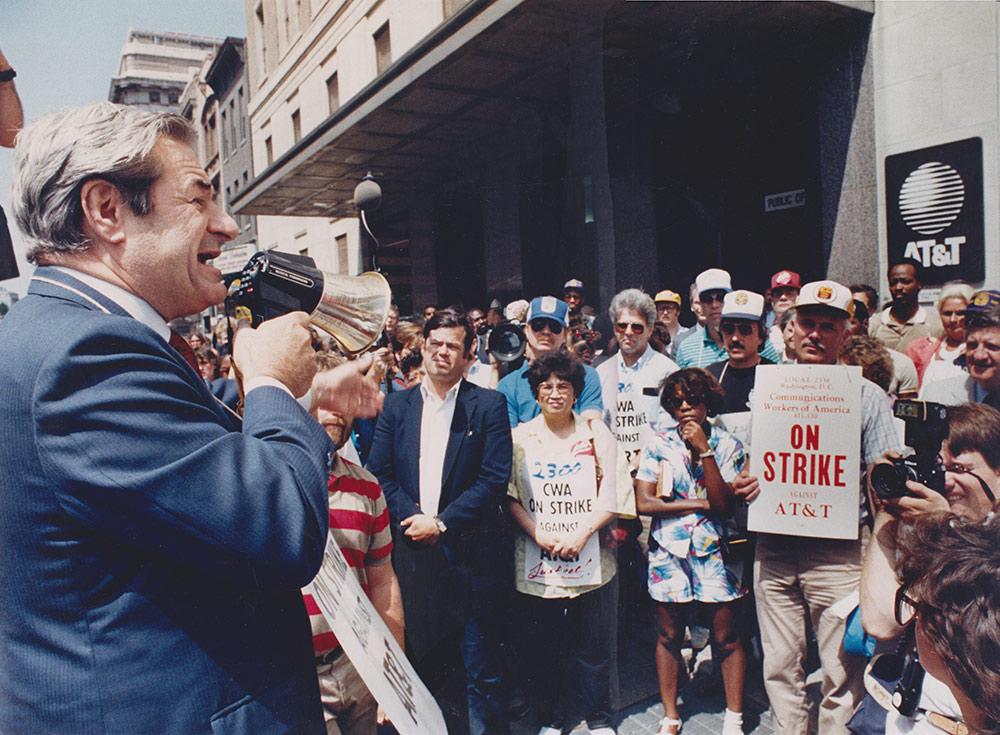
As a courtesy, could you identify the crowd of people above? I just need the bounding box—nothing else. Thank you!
[179,258,1000,735]
[1,102,998,735]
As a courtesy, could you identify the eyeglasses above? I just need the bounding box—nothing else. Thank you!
[720,322,755,336]
[614,321,646,334]
[529,319,564,335]
[664,393,703,410]
[538,382,573,395]
[894,583,918,627]
[700,293,726,304]
[941,462,998,503]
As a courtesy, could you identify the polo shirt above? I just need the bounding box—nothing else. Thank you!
[674,325,782,369]
[498,361,604,427]
[869,305,943,352]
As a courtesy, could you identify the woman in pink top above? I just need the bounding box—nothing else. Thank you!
[906,283,974,390]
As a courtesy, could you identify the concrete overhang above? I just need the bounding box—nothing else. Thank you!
[232,0,873,221]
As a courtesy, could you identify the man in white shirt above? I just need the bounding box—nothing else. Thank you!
[368,309,513,735]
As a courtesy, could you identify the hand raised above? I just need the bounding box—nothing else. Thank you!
[312,353,385,418]
[232,312,316,397]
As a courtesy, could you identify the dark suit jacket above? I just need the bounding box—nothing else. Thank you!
[367,380,512,660]
[0,268,332,734]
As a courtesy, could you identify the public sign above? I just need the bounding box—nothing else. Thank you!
[523,449,601,587]
[885,137,984,285]
[747,364,862,540]
[764,188,806,213]
[308,536,447,735]
[209,241,256,277]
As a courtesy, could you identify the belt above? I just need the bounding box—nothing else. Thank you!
[315,647,344,666]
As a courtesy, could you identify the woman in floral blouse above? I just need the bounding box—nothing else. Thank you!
[635,368,747,735]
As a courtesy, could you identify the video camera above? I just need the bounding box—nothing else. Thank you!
[869,400,949,501]
[488,321,527,379]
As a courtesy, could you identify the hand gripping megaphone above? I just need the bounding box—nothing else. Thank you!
[228,250,392,356]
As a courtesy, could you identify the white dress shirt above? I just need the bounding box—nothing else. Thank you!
[418,377,462,515]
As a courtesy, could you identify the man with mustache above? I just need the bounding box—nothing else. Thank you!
[733,280,899,733]
[921,289,1000,409]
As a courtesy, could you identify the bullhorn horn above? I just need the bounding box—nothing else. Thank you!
[228,250,391,356]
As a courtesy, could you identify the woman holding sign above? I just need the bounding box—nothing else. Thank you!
[635,368,747,735]
[507,351,634,735]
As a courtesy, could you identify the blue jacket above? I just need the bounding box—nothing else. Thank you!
[366,380,512,660]
[0,268,332,734]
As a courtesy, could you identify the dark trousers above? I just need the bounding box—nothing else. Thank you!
[520,576,618,730]
[415,607,510,735]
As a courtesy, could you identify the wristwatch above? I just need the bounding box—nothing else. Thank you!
[0,69,16,83]
[434,516,447,534]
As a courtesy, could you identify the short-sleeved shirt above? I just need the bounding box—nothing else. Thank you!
[498,361,604,427]
[675,325,781,369]
[705,358,773,414]
[302,457,393,656]
[869,305,943,353]
[508,414,635,599]
[635,424,745,558]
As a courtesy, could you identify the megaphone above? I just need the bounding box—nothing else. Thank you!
[228,250,392,356]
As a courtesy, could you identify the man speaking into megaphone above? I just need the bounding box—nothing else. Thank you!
[0,102,383,734]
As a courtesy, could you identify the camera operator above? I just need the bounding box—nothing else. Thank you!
[860,402,1000,734]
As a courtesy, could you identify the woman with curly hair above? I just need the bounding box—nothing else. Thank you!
[634,368,747,735]
[896,513,1000,734]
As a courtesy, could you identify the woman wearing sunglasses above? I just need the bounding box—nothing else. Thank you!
[859,402,1000,735]
[634,368,747,735]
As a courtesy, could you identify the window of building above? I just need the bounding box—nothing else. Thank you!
[336,234,349,274]
[168,92,180,105]
[373,22,391,75]
[255,2,268,77]
[264,136,273,165]
[149,90,161,104]
[220,109,228,157]
[291,109,301,144]
[238,87,246,141]
[243,170,249,185]
[228,99,237,154]
[326,72,339,115]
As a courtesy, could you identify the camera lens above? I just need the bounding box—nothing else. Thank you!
[870,462,908,500]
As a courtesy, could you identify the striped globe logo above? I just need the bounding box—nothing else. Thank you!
[898,161,965,236]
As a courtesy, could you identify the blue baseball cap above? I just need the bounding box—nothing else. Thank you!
[527,296,569,326]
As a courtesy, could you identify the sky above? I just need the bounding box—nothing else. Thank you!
[2,0,248,295]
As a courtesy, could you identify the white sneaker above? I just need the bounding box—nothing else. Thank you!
[721,709,743,735]
[537,727,562,735]
[589,728,616,735]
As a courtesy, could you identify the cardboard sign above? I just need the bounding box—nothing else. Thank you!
[523,450,601,587]
[308,536,446,735]
[747,365,862,540]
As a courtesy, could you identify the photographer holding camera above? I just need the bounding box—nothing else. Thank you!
[860,401,1000,734]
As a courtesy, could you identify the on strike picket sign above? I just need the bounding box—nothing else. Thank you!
[522,448,602,587]
[309,536,447,735]
[748,364,863,540]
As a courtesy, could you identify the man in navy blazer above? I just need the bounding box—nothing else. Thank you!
[367,309,513,735]
[0,103,382,734]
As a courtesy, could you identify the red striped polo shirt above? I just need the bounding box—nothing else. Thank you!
[302,456,393,655]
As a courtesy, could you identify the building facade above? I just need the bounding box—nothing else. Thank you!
[109,30,222,113]
[234,0,999,318]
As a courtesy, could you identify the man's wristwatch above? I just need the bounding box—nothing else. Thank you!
[0,69,16,83]
[434,516,447,534]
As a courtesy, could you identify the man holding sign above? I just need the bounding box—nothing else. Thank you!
[737,281,899,734]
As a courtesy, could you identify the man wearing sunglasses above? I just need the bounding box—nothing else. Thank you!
[859,402,1000,735]
[597,289,678,469]
[676,269,782,370]
[705,290,773,450]
[497,296,604,427]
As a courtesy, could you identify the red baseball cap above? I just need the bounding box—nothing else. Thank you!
[770,270,802,290]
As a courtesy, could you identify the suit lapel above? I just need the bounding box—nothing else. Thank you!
[441,382,475,494]
[30,267,132,317]
[404,387,425,503]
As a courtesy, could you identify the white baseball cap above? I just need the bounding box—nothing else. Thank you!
[722,290,765,320]
[695,268,732,297]
[795,280,855,317]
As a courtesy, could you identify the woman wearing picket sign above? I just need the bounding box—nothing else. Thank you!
[635,368,748,735]
[507,350,635,735]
